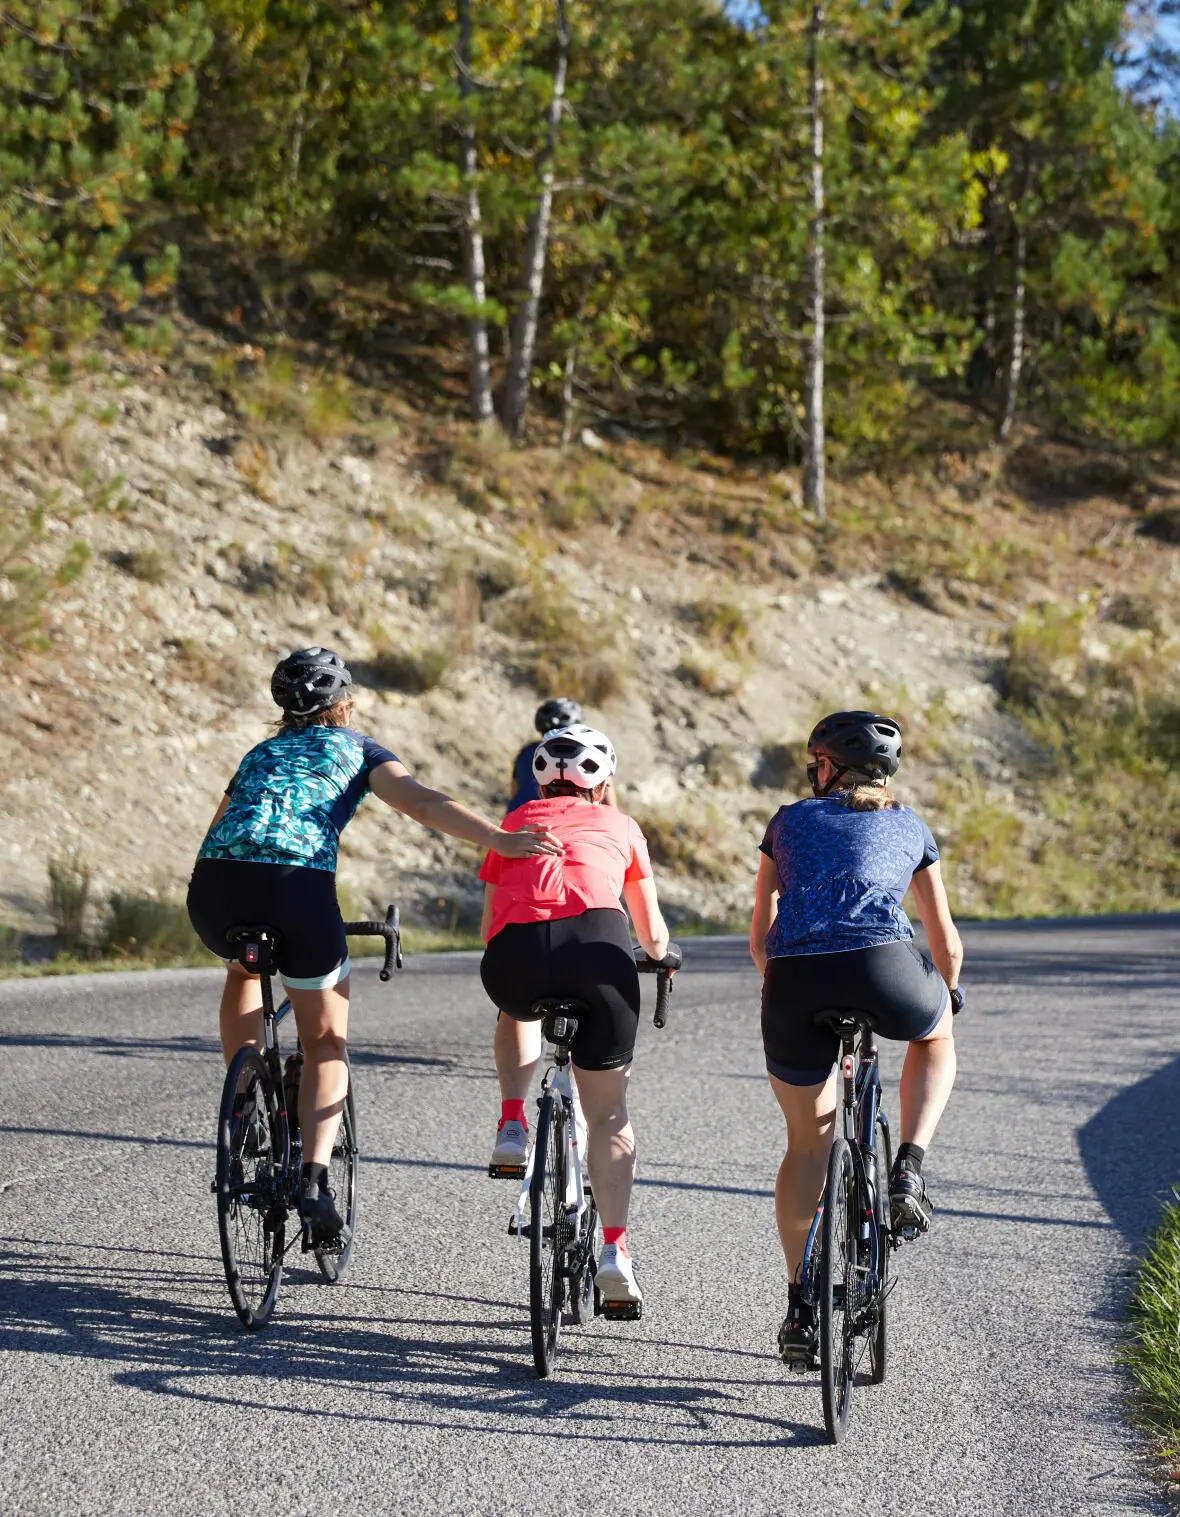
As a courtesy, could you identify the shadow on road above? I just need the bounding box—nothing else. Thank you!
[1079,1051,1180,1251]
[0,1238,825,1450]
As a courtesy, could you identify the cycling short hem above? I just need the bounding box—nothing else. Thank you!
[281,955,351,991]
[765,1056,836,1087]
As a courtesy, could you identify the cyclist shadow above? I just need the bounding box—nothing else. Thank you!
[0,1243,824,1450]
[1078,1047,1180,1251]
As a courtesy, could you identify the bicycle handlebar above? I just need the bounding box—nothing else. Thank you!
[634,942,682,1029]
[342,903,403,982]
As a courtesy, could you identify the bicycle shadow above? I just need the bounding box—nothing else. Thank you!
[0,1238,826,1450]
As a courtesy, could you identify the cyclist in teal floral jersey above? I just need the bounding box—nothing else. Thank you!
[188,647,562,1243]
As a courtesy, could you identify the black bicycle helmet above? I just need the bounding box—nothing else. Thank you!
[271,647,353,717]
[806,710,902,793]
[535,697,583,735]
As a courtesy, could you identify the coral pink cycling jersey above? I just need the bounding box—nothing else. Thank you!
[479,796,653,941]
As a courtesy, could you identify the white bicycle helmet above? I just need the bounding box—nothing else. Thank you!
[532,725,617,790]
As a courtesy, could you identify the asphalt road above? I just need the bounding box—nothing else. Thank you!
[2,919,1177,1516]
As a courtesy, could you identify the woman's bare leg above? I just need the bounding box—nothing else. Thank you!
[571,1064,633,1231]
[494,1012,543,1104]
[289,978,351,1167]
[218,962,264,1065]
[899,1004,956,1148]
[767,1070,839,1279]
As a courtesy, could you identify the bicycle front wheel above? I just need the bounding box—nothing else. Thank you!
[315,1074,359,1284]
[820,1137,856,1443]
[216,1047,286,1331]
[529,1094,566,1377]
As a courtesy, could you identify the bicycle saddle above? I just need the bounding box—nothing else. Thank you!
[224,924,282,971]
[531,999,587,1048]
[813,1007,874,1038]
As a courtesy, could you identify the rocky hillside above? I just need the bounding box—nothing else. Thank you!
[2,322,1177,950]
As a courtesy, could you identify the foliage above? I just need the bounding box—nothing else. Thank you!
[1129,1192,1180,1470]
[47,848,91,949]
[102,892,209,959]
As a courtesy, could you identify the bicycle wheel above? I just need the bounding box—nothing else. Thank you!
[568,1187,599,1327]
[315,1074,359,1284]
[819,1137,856,1443]
[529,1094,566,1376]
[216,1047,286,1331]
[869,1114,892,1385]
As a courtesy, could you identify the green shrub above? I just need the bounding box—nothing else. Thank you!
[633,805,743,882]
[0,924,23,966]
[497,576,625,704]
[675,649,742,697]
[102,894,209,960]
[680,597,750,651]
[47,850,91,950]
[364,641,450,694]
[110,548,166,584]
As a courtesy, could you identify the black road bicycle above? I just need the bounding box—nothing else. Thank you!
[507,943,682,1378]
[797,1010,896,1444]
[212,905,401,1331]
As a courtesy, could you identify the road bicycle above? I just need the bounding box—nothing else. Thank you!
[212,905,402,1331]
[503,943,682,1378]
[796,1010,897,1444]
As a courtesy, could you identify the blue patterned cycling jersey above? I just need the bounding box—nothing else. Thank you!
[198,727,399,872]
[760,796,939,958]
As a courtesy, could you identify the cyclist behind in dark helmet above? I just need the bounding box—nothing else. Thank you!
[507,698,617,811]
[187,647,562,1246]
[480,724,673,1308]
[748,710,963,1365]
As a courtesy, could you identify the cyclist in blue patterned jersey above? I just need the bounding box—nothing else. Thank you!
[749,711,962,1367]
[188,647,562,1244]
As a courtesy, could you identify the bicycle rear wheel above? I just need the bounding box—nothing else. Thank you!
[870,1114,892,1385]
[820,1137,856,1443]
[216,1047,286,1331]
[529,1094,566,1376]
[568,1186,599,1327]
[315,1075,359,1284]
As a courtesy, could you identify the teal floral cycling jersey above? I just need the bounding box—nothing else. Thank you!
[199,726,399,872]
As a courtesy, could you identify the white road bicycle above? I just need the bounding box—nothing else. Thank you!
[500,944,682,1378]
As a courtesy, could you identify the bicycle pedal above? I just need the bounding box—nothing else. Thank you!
[488,1163,526,1180]
[302,1222,351,1254]
[600,1299,642,1322]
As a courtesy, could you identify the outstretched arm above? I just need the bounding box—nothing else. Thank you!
[908,861,963,990]
[749,853,778,977]
[370,762,563,857]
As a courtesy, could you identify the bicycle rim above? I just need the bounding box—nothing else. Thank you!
[316,1076,359,1284]
[216,1047,285,1331]
[529,1095,564,1376]
[820,1138,856,1443]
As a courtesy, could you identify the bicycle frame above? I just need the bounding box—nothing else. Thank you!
[802,1025,890,1306]
[510,1042,589,1248]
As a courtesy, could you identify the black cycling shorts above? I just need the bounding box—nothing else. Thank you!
[762,940,948,1087]
[186,857,349,989]
[480,908,641,1072]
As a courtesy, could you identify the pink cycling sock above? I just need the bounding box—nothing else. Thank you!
[500,1099,527,1127]
[603,1227,627,1251]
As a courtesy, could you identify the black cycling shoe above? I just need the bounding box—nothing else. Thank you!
[777,1288,818,1369]
[890,1163,933,1236]
[231,1078,266,1159]
[298,1176,351,1250]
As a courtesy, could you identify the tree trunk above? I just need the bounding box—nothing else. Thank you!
[458,0,494,427]
[501,0,570,439]
[560,339,578,447]
[802,1,826,522]
[998,149,1031,442]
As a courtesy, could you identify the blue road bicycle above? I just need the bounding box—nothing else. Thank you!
[797,1010,897,1444]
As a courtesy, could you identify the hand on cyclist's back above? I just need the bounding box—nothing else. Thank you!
[493,823,565,859]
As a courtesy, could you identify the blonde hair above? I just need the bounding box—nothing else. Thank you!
[842,781,899,812]
[276,694,356,733]
[541,779,606,803]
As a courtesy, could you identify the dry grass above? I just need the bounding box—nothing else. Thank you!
[675,648,743,697]
[496,573,625,704]
[632,804,746,882]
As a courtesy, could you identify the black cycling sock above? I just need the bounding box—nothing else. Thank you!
[301,1161,329,1191]
[897,1142,925,1175]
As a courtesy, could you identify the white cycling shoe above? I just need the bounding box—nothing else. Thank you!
[489,1119,529,1170]
[596,1243,643,1305]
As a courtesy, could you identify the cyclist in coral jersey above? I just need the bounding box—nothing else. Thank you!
[187,647,562,1246]
[479,725,673,1307]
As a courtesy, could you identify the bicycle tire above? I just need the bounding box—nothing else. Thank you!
[820,1137,856,1444]
[869,1114,892,1385]
[315,1075,359,1284]
[216,1047,286,1331]
[529,1093,565,1376]
[568,1185,599,1327]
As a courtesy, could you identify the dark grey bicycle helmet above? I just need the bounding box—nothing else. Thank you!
[535,697,583,734]
[806,710,902,793]
[271,647,353,717]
